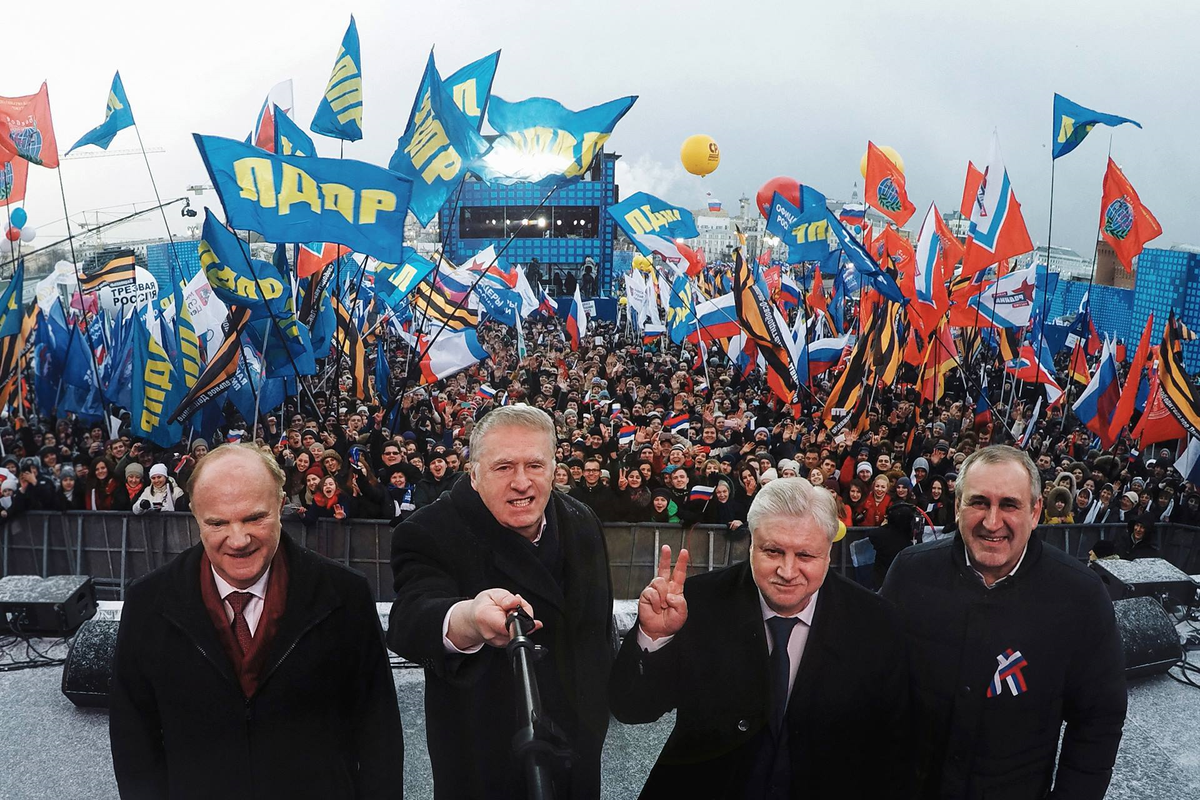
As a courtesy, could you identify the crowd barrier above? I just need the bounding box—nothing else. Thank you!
[2,511,1198,603]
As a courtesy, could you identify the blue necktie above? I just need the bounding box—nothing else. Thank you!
[766,616,799,735]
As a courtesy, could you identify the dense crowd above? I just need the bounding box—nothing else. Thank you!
[0,310,1191,566]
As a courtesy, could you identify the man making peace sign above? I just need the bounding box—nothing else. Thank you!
[609,476,914,799]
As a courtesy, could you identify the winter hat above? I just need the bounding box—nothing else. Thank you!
[190,438,209,453]
[149,463,169,479]
[896,477,912,489]
[1123,491,1140,505]
[58,466,76,480]
[777,459,800,475]
[125,463,144,480]
[912,457,930,473]
[651,487,672,500]
[760,468,779,482]
[1,478,16,492]
[856,462,873,476]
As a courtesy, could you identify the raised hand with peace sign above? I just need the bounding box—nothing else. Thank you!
[637,546,690,641]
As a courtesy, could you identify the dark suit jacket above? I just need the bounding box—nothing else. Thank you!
[109,534,404,799]
[388,478,614,800]
[609,562,912,799]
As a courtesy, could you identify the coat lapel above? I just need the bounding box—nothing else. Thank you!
[159,545,238,688]
[785,572,845,725]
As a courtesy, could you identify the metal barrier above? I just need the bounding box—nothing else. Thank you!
[3,512,1198,602]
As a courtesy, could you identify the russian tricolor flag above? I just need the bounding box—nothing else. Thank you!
[666,414,690,433]
[643,322,666,344]
[1072,340,1122,449]
[689,485,714,503]
[778,272,801,311]
[226,430,244,443]
[618,424,636,446]
[477,383,496,401]
[687,293,742,344]
[808,334,853,376]
[538,289,557,317]
[564,284,587,351]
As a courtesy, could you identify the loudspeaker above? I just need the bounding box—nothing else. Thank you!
[1092,558,1199,608]
[1112,596,1182,679]
[0,575,97,636]
[61,618,119,708]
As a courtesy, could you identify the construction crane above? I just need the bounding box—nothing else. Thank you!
[60,146,165,160]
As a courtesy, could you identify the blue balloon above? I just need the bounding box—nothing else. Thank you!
[9,208,26,228]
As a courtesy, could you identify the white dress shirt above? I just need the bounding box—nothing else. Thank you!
[637,588,821,703]
[211,565,271,637]
[964,542,1028,589]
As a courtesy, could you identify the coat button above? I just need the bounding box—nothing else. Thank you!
[737,719,749,732]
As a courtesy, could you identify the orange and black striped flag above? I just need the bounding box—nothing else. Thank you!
[1067,342,1091,385]
[332,295,369,400]
[78,252,136,293]
[732,249,798,403]
[169,305,252,424]
[0,305,39,409]
[1156,311,1200,439]
[868,300,904,386]
[410,276,478,332]
[824,303,881,434]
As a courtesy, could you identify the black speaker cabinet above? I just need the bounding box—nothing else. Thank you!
[1112,596,1183,679]
[61,618,120,708]
[0,575,97,636]
[1092,558,1198,607]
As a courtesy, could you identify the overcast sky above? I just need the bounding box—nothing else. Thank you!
[5,0,1195,259]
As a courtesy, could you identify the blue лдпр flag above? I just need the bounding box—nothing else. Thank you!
[67,72,135,154]
[1051,94,1140,159]
[310,16,363,142]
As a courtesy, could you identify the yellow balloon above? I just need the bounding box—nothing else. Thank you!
[680,134,720,177]
[834,520,847,543]
[859,145,905,178]
[632,254,653,272]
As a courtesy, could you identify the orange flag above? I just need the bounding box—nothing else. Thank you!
[864,141,915,226]
[1100,158,1162,272]
[1067,341,1091,385]
[959,161,984,219]
[1109,313,1154,441]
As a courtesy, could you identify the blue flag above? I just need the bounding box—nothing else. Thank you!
[476,282,521,326]
[765,188,831,263]
[444,51,501,131]
[1052,94,1141,159]
[275,104,317,157]
[475,94,637,188]
[825,211,905,304]
[194,133,413,263]
[198,209,291,320]
[389,52,489,226]
[0,260,24,338]
[131,313,186,447]
[227,342,287,424]
[666,273,695,346]
[67,72,135,154]
[310,16,363,141]
[376,248,437,310]
[608,192,699,272]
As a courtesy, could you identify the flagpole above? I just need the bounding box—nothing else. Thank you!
[252,334,268,442]
[54,166,105,392]
[1032,148,1058,400]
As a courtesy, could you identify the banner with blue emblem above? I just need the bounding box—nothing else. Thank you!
[825,210,905,304]
[194,133,412,263]
[310,16,363,141]
[765,187,832,263]
[475,94,637,188]
[67,72,135,154]
[389,52,490,226]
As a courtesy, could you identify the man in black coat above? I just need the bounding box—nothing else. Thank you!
[109,445,403,799]
[389,405,614,799]
[609,476,911,799]
[569,456,618,521]
[881,445,1127,800]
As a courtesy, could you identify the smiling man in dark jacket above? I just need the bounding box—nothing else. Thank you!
[882,445,1126,800]
[109,444,403,799]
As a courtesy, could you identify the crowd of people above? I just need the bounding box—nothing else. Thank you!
[0,308,1191,567]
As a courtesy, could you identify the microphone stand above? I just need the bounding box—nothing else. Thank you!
[506,608,572,800]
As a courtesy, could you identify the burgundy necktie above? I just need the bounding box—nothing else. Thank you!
[225,591,255,656]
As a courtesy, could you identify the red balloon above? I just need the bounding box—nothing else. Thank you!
[756,177,803,219]
[4,227,20,242]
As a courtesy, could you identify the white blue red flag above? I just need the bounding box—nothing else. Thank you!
[808,334,853,376]
[689,485,715,503]
[618,424,636,447]
[666,413,689,433]
[564,284,587,350]
[1072,339,1122,448]
[966,266,1038,329]
[963,132,1034,277]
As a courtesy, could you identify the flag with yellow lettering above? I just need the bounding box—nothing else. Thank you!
[376,249,437,311]
[475,94,637,189]
[67,71,134,154]
[765,188,831,263]
[275,105,316,157]
[198,209,292,320]
[243,244,317,379]
[443,51,501,131]
[310,16,363,142]
[1052,94,1140,160]
[132,312,186,447]
[608,192,698,275]
[169,306,252,424]
[193,133,413,263]
[389,51,489,226]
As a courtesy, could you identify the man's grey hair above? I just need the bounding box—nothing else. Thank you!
[746,477,839,542]
[955,445,1041,509]
[469,405,557,471]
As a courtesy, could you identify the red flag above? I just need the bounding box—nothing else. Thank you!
[0,83,60,169]
[1100,158,1162,272]
[807,265,829,318]
[758,249,773,267]
[960,161,984,219]
[0,155,29,207]
[1086,315,1102,357]
[1115,340,1127,363]
[1067,342,1090,385]
[1108,313,1153,441]
[864,142,915,226]
[1133,361,1187,447]
[679,242,705,277]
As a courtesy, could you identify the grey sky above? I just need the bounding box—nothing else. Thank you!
[6,0,1194,260]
